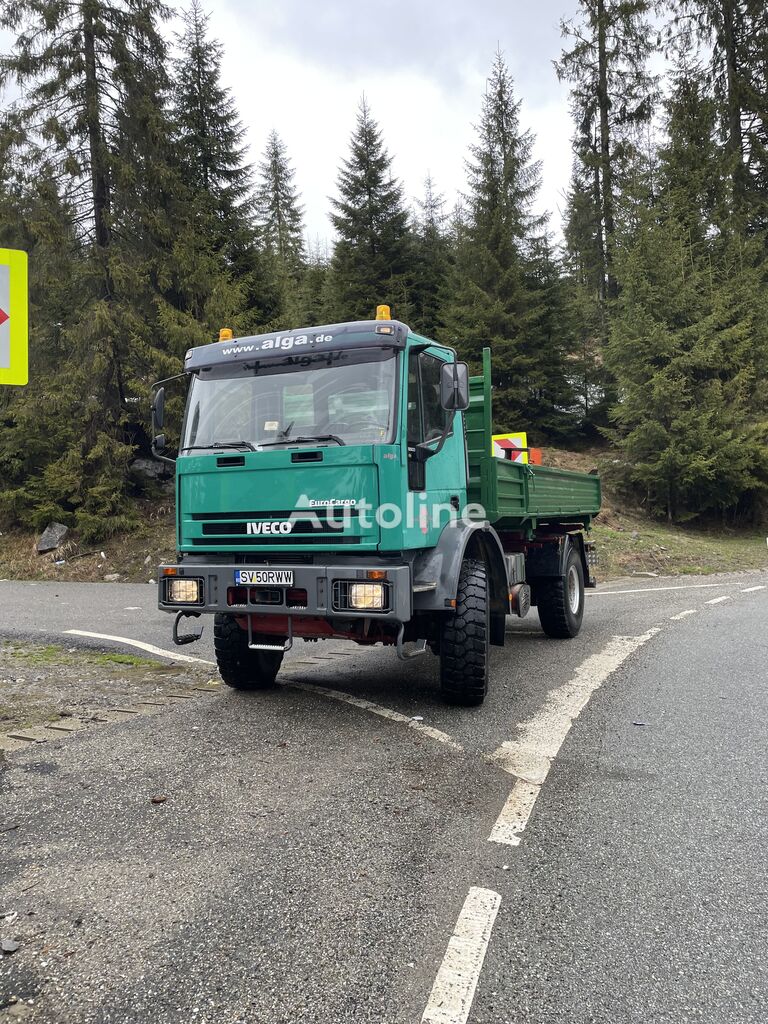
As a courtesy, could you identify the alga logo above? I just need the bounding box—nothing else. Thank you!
[220,333,334,356]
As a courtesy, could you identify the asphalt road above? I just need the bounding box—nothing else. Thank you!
[0,571,766,1023]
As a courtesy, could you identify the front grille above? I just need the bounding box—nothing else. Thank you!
[202,520,355,536]
[191,536,362,546]
[192,509,361,522]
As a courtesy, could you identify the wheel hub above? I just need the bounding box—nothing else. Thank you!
[567,564,580,613]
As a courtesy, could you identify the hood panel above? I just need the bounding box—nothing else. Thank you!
[177,447,380,553]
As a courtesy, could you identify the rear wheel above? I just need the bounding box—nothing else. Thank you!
[439,558,489,706]
[213,614,284,690]
[535,544,585,639]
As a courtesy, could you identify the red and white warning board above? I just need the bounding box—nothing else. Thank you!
[492,431,528,464]
[0,248,29,386]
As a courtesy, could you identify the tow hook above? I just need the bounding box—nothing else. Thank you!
[173,610,203,646]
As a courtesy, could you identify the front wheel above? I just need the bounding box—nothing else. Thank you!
[439,558,489,706]
[535,544,585,639]
[213,614,284,690]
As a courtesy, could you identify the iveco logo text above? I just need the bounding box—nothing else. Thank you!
[246,521,295,535]
[220,333,334,356]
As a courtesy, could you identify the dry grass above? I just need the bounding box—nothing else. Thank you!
[542,446,768,579]
[0,504,176,583]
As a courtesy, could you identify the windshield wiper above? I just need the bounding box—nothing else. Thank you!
[181,441,257,453]
[257,434,345,449]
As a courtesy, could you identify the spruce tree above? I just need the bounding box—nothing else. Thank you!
[289,238,330,327]
[561,160,613,427]
[658,62,726,238]
[255,130,305,276]
[0,114,97,529]
[441,52,571,437]
[672,0,768,234]
[605,68,768,521]
[556,0,657,300]
[173,0,254,241]
[325,98,414,321]
[410,175,451,335]
[0,0,190,537]
[169,0,272,345]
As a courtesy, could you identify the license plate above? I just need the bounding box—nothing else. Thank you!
[235,569,294,586]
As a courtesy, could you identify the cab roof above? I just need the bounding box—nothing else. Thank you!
[184,319,411,372]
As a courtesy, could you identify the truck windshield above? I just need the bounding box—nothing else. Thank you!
[182,348,397,451]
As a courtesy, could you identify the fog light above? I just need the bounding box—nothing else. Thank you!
[349,583,385,610]
[166,577,203,604]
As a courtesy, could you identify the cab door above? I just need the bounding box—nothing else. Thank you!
[404,347,466,548]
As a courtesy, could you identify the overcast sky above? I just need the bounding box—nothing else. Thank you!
[2,1,582,244]
[199,0,581,244]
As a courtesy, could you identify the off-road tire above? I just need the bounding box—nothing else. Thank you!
[213,614,284,690]
[439,558,489,706]
[536,544,585,639]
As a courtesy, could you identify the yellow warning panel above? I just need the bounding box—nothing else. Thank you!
[0,248,29,386]
[492,431,528,464]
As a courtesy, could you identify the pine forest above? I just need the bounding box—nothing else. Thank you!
[1,0,767,539]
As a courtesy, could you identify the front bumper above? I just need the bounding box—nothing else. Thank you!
[157,562,413,623]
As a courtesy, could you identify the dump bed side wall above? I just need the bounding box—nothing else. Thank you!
[519,464,601,518]
[466,350,600,529]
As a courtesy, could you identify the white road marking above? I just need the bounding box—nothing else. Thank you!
[488,780,540,846]
[64,630,215,666]
[421,887,501,1024]
[588,582,741,596]
[487,629,660,845]
[741,585,766,593]
[284,680,463,752]
[670,609,697,620]
[705,596,731,605]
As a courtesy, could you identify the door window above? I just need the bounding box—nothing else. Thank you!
[407,350,451,489]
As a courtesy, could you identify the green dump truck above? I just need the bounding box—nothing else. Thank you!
[153,312,601,706]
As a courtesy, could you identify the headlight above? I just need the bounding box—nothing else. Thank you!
[165,578,203,604]
[348,583,385,610]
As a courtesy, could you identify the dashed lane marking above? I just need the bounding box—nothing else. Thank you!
[588,582,744,596]
[283,680,464,752]
[488,628,661,845]
[670,609,697,620]
[741,585,766,593]
[421,887,501,1024]
[705,596,731,605]
[64,630,216,666]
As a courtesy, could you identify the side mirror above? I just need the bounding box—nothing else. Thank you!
[152,387,166,431]
[440,361,470,412]
[152,433,166,454]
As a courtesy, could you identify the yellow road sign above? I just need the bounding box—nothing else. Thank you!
[492,431,528,464]
[0,248,29,386]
